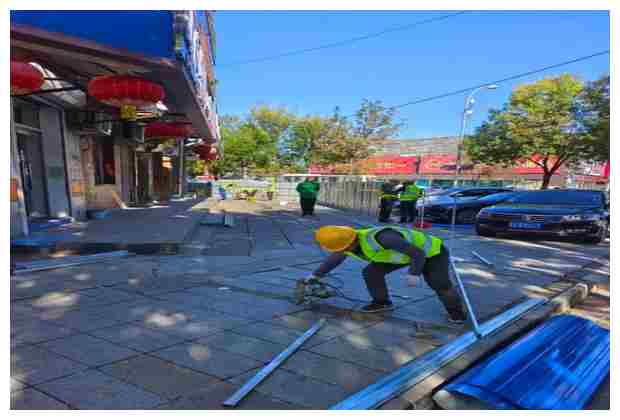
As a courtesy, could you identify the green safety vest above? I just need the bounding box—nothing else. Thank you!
[399,184,421,201]
[345,226,442,264]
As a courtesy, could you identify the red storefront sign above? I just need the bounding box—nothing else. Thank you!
[419,155,457,174]
[361,155,418,174]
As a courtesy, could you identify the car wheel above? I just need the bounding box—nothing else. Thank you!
[475,224,496,237]
[584,222,608,244]
[456,209,479,224]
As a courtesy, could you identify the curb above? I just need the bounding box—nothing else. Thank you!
[378,282,591,410]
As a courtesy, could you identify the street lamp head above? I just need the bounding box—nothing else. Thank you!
[486,84,499,90]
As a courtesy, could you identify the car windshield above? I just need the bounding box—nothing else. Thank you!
[478,192,517,202]
[507,190,603,206]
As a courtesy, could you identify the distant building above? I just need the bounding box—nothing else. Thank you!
[310,136,608,189]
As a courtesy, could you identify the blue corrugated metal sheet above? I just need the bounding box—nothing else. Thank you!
[11,11,174,59]
[443,314,609,410]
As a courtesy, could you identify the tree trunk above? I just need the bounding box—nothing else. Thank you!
[540,172,552,189]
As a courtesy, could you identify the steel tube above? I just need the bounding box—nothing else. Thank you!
[449,256,482,337]
[472,251,493,266]
[330,298,546,410]
[13,251,132,274]
[223,318,326,407]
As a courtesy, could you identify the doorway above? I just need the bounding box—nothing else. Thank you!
[16,132,49,218]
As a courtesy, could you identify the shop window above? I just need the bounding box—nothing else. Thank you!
[93,140,116,185]
[13,100,40,129]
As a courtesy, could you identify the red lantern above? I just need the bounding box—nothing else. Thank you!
[144,122,193,139]
[11,61,45,95]
[88,75,165,119]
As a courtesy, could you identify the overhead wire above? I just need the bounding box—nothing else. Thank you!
[218,11,469,68]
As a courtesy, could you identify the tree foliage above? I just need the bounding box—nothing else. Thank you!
[353,99,404,142]
[580,75,610,162]
[464,74,606,189]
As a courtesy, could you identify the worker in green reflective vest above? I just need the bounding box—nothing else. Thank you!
[306,225,467,323]
[399,181,422,224]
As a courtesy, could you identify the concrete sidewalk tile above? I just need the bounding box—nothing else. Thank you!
[309,337,416,372]
[78,287,142,304]
[41,334,138,367]
[99,355,221,400]
[151,342,263,379]
[282,350,384,392]
[11,345,88,386]
[228,367,350,409]
[231,321,303,346]
[38,307,125,332]
[11,319,79,347]
[89,323,186,352]
[25,291,102,311]
[37,370,164,409]
[11,388,70,410]
[159,380,302,410]
[197,331,284,362]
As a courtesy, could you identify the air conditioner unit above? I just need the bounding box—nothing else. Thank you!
[66,111,113,136]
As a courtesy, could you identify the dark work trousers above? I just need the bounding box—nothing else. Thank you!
[361,245,465,316]
[378,198,394,222]
[300,197,316,216]
[399,199,418,223]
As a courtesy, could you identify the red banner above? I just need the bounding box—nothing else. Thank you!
[419,155,456,174]
[361,155,418,175]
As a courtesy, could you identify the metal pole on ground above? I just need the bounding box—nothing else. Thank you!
[450,195,482,338]
[223,319,326,407]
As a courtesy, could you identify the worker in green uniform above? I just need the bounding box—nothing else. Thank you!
[399,181,422,224]
[296,177,320,216]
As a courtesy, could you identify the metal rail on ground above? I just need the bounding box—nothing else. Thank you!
[330,298,547,410]
[223,318,326,407]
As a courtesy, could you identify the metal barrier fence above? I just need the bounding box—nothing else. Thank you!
[316,180,382,218]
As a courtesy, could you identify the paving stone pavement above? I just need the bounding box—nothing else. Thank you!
[10,199,609,409]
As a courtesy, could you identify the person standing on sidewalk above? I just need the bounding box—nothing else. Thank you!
[305,225,467,323]
[296,177,320,216]
[399,181,422,223]
[378,179,399,223]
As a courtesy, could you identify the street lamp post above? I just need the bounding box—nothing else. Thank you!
[453,84,499,187]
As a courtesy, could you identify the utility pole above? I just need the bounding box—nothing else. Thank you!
[453,85,499,187]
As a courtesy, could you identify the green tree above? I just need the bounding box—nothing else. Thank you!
[216,123,274,178]
[465,74,597,189]
[353,98,404,142]
[580,75,610,162]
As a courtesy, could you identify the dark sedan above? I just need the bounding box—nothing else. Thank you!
[417,187,513,223]
[476,189,609,243]
[423,191,521,224]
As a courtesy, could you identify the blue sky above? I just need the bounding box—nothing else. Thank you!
[214,10,610,139]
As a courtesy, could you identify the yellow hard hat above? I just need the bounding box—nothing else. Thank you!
[315,226,357,252]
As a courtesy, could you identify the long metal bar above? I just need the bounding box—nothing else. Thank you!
[12,251,132,273]
[330,298,547,410]
[448,195,481,337]
[471,251,493,266]
[450,256,481,337]
[222,318,326,407]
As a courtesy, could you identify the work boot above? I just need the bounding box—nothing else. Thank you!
[359,301,394,313]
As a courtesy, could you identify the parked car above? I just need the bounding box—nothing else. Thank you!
[476,189,609,243]
[422,190,523,224]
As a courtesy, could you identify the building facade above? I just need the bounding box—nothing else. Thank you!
[10,10,220,238]
[310,137,609,189]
